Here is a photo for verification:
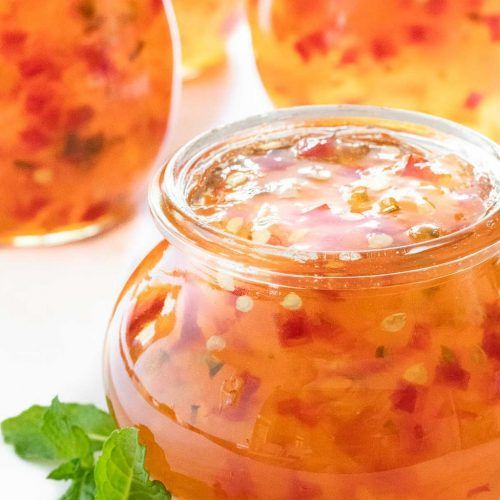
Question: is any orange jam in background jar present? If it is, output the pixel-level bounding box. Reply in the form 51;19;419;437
172;0;241;79
247;0;500;142
104;106;500;499
0;0;176;246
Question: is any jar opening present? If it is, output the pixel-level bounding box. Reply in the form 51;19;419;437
150;105;499;286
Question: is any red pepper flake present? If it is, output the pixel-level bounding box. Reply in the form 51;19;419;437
407;24;431;43
338;47;359;65
467;484;491;498
401;154;439;182
435;359;471;390
24;92;51;114
278;314;311;347
294;28;337;63
413;424;424;440
426;0;448;15
464;92;483;109
231;286;247;297
371;38;397;60
20;127;50;150
482;15;500;42
391;383;419;413
81;201;110;222
19;57;59;79
482;302;500;360
66;105;95;129
409;324;431;350
1;30;28;49
482;330;500;360
150;0;164;14
277;397;322;426
78;44;113;75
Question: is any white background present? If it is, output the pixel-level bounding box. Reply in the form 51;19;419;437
0;25;271;499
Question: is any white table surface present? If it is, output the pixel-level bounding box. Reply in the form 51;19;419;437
0;25;271;499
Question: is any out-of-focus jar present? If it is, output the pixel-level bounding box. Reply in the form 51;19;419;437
0;0;177;246
247;0;500;142
172;0;240;79
104;106;500;499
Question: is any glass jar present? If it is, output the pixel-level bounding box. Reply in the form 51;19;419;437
247;0;500;142
172;0;241;79
104;106;500;499
0;0;177;246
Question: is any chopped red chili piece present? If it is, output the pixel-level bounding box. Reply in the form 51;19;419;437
426;0;448;15
371;38;397;60
278;314;312;347
20;127;50;149
294;28;337;63
435;359;471;390
339;48;359;65
19;57;60;79
409;324;431;350
407;25;431;43
482;15;500;42
391;383;419;413
464;92;484;109
401;154;439;181
1;30;28;49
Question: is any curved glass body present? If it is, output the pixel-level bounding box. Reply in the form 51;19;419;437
173;0;240;79
104;107;500;499
247;0;500;142
0;0;177;246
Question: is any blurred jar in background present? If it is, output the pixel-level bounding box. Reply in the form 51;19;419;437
173;0;241;78
0;0;177;246
247;0;500;142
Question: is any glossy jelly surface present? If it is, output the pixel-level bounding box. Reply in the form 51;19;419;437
172;0;240;78
0;0;175;245
248;0;500;142
105;114;500;499
189;127;495;251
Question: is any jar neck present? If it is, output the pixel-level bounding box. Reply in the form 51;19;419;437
149;105;500;290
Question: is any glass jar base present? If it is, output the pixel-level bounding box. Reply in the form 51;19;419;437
0;203;134;248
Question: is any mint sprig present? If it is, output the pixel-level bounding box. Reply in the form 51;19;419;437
1;398;170;500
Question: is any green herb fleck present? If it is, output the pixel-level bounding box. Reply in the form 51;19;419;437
14;159;37;170
375;345;386;358
77;0;97;19
204;355;224;378
63;132;105;165
441;345;457;364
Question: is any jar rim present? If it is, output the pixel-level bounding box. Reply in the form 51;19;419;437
149;105;499;284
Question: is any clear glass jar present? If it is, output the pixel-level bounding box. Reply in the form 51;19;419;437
172;0;241;79
247;0;500;142
104;106;500;499
0;0;178;246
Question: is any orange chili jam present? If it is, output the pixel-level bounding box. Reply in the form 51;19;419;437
189;127;494;251
0;0;176;246
105;107;500;499
248;0;500;142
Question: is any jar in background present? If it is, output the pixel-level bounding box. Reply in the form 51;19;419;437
104;106;499;499
173;0;241;79
247;0;500;142
0;0;177;246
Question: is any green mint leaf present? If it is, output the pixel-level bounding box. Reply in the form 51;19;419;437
63;403;116;452
95;428;171;500
42;398;92;465
1;405;58;460
48;458;85;481
2;399;116;461
60;470;96;500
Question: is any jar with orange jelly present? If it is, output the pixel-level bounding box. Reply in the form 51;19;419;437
172;0;241;79
104;106;500;499
247;0;500;142
0;0;177;246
